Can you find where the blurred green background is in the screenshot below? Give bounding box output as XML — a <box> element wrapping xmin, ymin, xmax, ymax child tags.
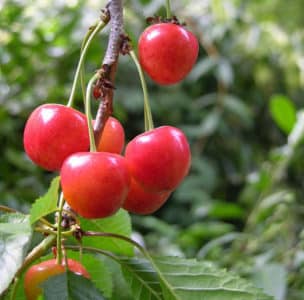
<box><xmin>1</xmin><ymin>1</ymin><xmax>304</xmax><ymax>299</ymax></box>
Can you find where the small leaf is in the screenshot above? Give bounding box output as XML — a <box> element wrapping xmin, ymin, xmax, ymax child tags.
<box><xmin>30</xmin><ymin>176</ymin><xmax>60</xmax><ymax>224</ymax></box>
<box><xmin>269</xmin><ymin>94</ymin><xmax>296</xmax><ymax>134</ymax></box>
<box><xmin>0</xmin><ymin>213</ymin><xmax>32</xmax><ymax>294</ymax></box>
<box><xmin>80</xmin><ymin>209</ymin><xmax>133</xmax><ymax>256</ymax></box>
<box><xmin>42</xmin><ymin>271</ymin><xmax>105</xmax><ymax>300</ymax></box>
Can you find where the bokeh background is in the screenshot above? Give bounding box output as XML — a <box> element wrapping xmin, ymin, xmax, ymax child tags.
<box><xmin>1</xmin><ymin>1</ymin><xmax>304</xmax><ymax>299</ymax></box>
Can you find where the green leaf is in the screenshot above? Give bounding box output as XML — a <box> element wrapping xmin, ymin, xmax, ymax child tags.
<box><xmin>0</xmin><ymin>213</ymin><xmax>32</xmax><ymax>294</ymax></box>
<box><xmin>152</xmin><ymin>256</ymin><xmax>273</xmax><ymax>300</ymax></box>
<box><xmin>67</xmin><ymin>251</ymin><xmax>113</xmax><ymax>298</ymax></box>
<box><xmin>269</xmin><ymin>95</ymin><xmax>296</xmax><ymax>134</ymax></box>
<box><xmin>30</xmin><ymin>176</ymin><xmax>60</xmax><ymax>224</ymax></box>
<box><xmin>42</xmin><ymin>271</ymin><xmax>105</xmax><ymax>300</ymax></box>
<box><xmin>80</xmin><ymin>209</ymin><xmax>133</xmax><ymax>256</ymax></box>
<box><xmin>120</xmin><ymin>257</ymin><xmax>163</xmax><ymax>300</ymax></box>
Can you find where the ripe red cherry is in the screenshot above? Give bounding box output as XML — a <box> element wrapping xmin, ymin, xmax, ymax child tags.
<box><xmin>23</xmin><ymin>104</ymin><xmax>89</xmax><ymax>171</ymax></box>
<box><xmin>60</xmin><ymin>152</ymin><xmax>130</xmax><ymax>219</ymax></box>
<box><xmin>138</xmin><ymin>23</ymin><xmax>199</xmax><ymax>85</ymax></box>
<box><xmin>24</xmin><ymin>258</ymin><xmax>89</xmax><ymax>300</ymax></box>
<box><xmin>96</xmin><ymin>117</ymin><xmax>125</xmax><ymax>154</ymax></box>
<box><xmin>123</xmin><ymin>178</ymin><xmax>171</xmax><ymax>214</ymax></box>
<box><xmin>125</xmin><ymin>126</ymin><xmax>191</xmax><ymax>192</ymax></box>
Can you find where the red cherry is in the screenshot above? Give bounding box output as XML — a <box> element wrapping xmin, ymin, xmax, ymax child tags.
<box><xmin>138</xmin><ymin>23</ymin><xmax>199</xmax><ymax>85</ymax></box>
<box><xmin>60</xmin><ymin>152</ymin><xmax>130</xmax><ymax>219</ymax></box>
<box><xmin>125</xmin><ymin>126</ymin><xmax>191</xmax><ymax>192</ymax></box>
<box><xmin>96</xmin><ymin>117</ymin><xmax>125</xmax><ymax>154</ymax></box>
<box><xmin>123</xmin><ymin>178</ymin><xmax>171</xmax><ymax>214</ymax></box>
<box><xmin>23</xmin><ymin>104</ymin><xmax>89</xmax><ymax>171</ymax></box>
<box><xmin>24</xmin><ymin>258</ymin><xmax>89</xmax><ymax>300</ymax></box>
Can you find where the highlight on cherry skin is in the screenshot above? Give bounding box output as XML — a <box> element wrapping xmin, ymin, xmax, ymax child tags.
<box><xmin>24</xmin><ymin>258</ymin><xmax>89</xmax><ymax>300</ymax></box>
<box><xmin>138</xmin><ymin>23</ymin><xmax>199</xmax><ymax>85</ymax></box>
<box><xmin>23</xmin><ymin>104</ymin><xmax>89</xmax><ymax>171</ymax></box>
<box><xmin>60</xmin><ymin>151</ymin><xmax>130</xmax><ymax>219</ymax></box>
<box><xmin>125</xmin><ymin>126</ymin><xmax>191</xmax><ymax>193</ymax></box>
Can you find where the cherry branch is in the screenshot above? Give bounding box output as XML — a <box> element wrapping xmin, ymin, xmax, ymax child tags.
<box><xmin>93</xmin><ymin>0</ymin><xmax>124</xmax><ymax>147</ymax></box>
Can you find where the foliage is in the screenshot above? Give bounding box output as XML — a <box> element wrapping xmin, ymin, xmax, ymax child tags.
<box><xmin>1</xmin><ymin>0</ymin><xmax>304</xmax><ymax>299</ymax></box>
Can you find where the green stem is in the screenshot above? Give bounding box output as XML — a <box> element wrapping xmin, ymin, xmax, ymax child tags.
<box><xmin>56</xmin><ymin>192</ymin><xmax>65</xmax><ymax>265</ymax></box>
<box><xmin>65</xmin><ymin>245</ymin><xmax>119</xmax><ymax>262</ymax></box>
<box><xmin>86</xmin><ymin>73</ymin><xmax>100</xmax><ymax>152</ymax></box>
<box><xmin>129</xmin><ymin>50</ymin><xmax>154</xmax><ymax>131</ymax></box>
<box><xmin>166</xmin><ymin>0</ymin><xmax>172</xmax><ymax>18</ymax></box>
<box><xmin>66</xmin><ymin>20</ymin><xmax>107</xmax><ymax>108</ymax></box>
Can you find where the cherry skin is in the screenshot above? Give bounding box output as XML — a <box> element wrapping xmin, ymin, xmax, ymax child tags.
<box><xmin>96</xmin><ymin>117</ymin><xmax>125</xmax><ymax>154</ymax></box>
<box><xmin>60</xmin><ymin>152</ymin><xmax>130</xmax><ymax>219</ymax></box>
<box><xmin>23</xmin><ymin>104</ymin><xmax>89</xmax><ymax>171</ymax></box>
<box><xmin>123</xmin><ymin>178</ymin><xmax>171</xmax><ymax>214</ymax></box>
<box><xmin>138</xmin><ymin>23</ymin><xmax>199</xmax><ymax>85</ymax></box>
<box><xmin>24</xmin><ymin>258</ymin><xmax>89</xmax><ymax>300</ymax></box>
<box><xmin>125</xmin><ymin>126</ymin><xmax>191</xmax><ymax>192</ymax></box>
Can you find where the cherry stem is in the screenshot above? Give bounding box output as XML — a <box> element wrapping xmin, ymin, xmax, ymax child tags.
<box><xmin>66</xmin><ymin>20</ymin><xmax>108</xmax><ymax>108</ymax></box>
<box><xmin>56</xmin><ymin>192</ymin><xmax>65</xmax><ymax>265</ymax></box>
<box><xmin>65</xmin><ymin>245</ymin><xmax>119</xmax><ymax>262</ymax></box>
<box><xmin>129</xmin><ymin>50</ymin><xmax>154</xmax><ymax>131</ymax></box>
<box><xmin>86</xmin><ymin>73</ymin><xmax>100</xmax><ymax>152</ymax></box>
<box><xmin>166</xmin><ymin>0</ymin><xmax>172</xmax><ymax>19</ymax></box>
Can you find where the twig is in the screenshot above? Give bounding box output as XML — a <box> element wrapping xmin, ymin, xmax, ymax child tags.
<box><xmin>94</xmin><ymin>0</ymin><xmax>124</xmax><ymax>146</ymax></box>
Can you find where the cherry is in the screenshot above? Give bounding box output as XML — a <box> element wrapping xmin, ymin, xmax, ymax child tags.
<box><xmin>138</xmin><ymin>23</ymin><xmax>199</xmax><ymax>85</ymax></box>
<box><xmin>123</xmin><ymin>178</ymin><xmax>171</xmax><ymax>214</ymax></box>
<box><xmin>96</xmin><ymin>116</ymin><xmax>125</xmax><ymax>154</ymax></box>
<box><xmin>125</xmin><ymin>126</ymin><xmax>191</xmax><ymax>192</ymax></box>
<box><xmin>23</xmin><ymin>104</ymin><xmax>89</xmax><ymax>171</ymax></box>
<box><xmin>24</xmin><ymin>258</ymin><xmax>89</xmax><ymax>300</ymax></box>
<box><xmin>60</xmin><ymin>152</ymin><xmax>130</xmax><ymax>219</ymax></box>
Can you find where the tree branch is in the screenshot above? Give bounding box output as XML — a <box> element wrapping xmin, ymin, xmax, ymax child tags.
<box><xmin>93</xmin><ymin>0</ymin><xmax>124</xmax><ymax>146</ymax></box>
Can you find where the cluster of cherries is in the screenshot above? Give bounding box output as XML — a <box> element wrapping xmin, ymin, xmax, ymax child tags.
<box><xmin>23</xmin><ymin>103</ymin><xmax>191</xmax><ymax>218</ymax></box>
<box><xmin>23</xmin><ymin>21</ymin><xmax>198</xmax><ymax>220</ymax></box>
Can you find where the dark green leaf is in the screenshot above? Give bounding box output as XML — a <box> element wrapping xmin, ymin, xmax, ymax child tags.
<box><xmin>42</xmin><ymin>271</ymin><xmax>105</xmax><ymax>300</ymax></box>
<box><xmin>67</xmin><ymin>251</ymin><xmax>113</xmax><ymax>298</ymax></box>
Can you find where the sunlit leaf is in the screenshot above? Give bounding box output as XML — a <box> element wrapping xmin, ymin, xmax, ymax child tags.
<box><xmin>0</xmin><ymin>213</ymin><xmax>32</xmax><ymax>294</ymax></box>
<box><xmin>30</xmin><ymin>176</ymin><xmax>60</xmax><ymax>224</ymax></box>
<box><xmin>269</xmin><ymin>95</ymin><xmax>296</xmax><ymax>134</ymax></box>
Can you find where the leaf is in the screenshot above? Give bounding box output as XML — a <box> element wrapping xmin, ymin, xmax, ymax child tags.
<box><xmin>30</xmin><ymin>176</ymin><xmax>60</xmax><ymax>224</ymax></box>
<box><xmin>80</xmin><ymin>209</ymin><xmax>133</xmax><ymax>256</ymax></box>
<box><xmin>120</xmin><ymin>257</ymin><xmax>163</xmax><ymax>300</ymax></box>
<box><xmin>42</xmin><ymin>271</ymin><xmax>105</xmax><ymax>300</ymax></box>
<box><xmin>152</xmin><ymin>256</ymin><xmax>273</xmax><ymax>300</ymax></box>
<box><xmin>253</xmin><ymin>264</ymin><xmax>287</xmax><ymax>300</ymax></box>
<box><xmin>0</xmin><ymin>213</ymin><xmax>32</xmax><ymax>294</ymax></box>
<box><xmin>269</xmin><ymin>94</ymin><xmax>296</xmax><ymax>134</ymax></box>
<box><xmin>67</xmin><ymin>251</ymin><xmax>113</xmax><ymax>298</ymax></box>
